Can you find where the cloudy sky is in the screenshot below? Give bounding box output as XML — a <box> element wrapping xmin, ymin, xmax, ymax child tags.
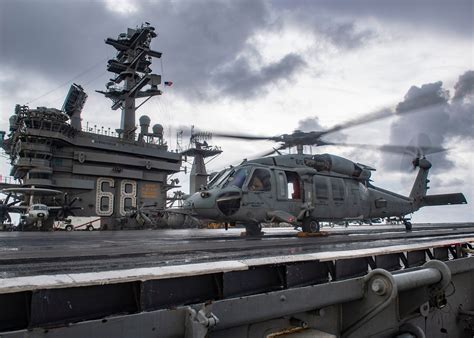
<box><xmin>1</xmin><ymin>0</ymin><xmax>472</xmax><ymax>222</ymax></box>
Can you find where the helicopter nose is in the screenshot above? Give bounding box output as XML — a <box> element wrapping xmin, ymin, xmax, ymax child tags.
<box><xmin>183</xmin><ymin>191</ymin><xmax>221</xmax><ymax>219</ymax></box>
<box><xmin>216</xmin><ymin>190</ymin><xmax>241</xmax><ymax>216</ymax></box>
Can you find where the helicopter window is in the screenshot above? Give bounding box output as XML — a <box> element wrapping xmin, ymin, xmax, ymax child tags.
<box><xmin>277</xmin><ymin>172</ymin><xmax>287</xmax><ymax>199</ymax></box>
<box><xmin>248</xmin><ymin>169</ymin><xmax>271</xmax><ymax>191</ymax></box>
<box><xmin>285</xmin><ymin>171</ymin><xmax>301</xmax><ymax>199</ymax></box>
<box><xmin>331</xmin><ymin>178</ymin><xmax>346</xmax><ymax>201</ymax></box>
<box><xmin>210</xmin><ymin>169</ymin><xmax>233</xmax><ymax>188</ymax></box>
<box><xmin>208</xmin><ymin>170</ymin><xmax>226</xmax><ymax>187</ymax></box>
<box><xmin>315</xmin><ymin>176</ymin><xmax>329</xmax><ymax>200</ymax></box>
<box><xmin>230</xmin><ymin>168</ymin><xmax>248</xmax><ymax>188</ymax></box>
<box><xmin>223</xmin><ymin>168</ymin><xmax>248</xmax><ymax>188</ymax></box>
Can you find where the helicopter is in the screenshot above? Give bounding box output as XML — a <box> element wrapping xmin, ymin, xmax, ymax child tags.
<box><xmin>170</xmin><ymin>106</ymin><xmax>468</xmax><ymax>235</ymax></box>
<box><xmin>0</xmin><ymin>187</ymin><xmax>82</xmax><ymax>230</ymax></box>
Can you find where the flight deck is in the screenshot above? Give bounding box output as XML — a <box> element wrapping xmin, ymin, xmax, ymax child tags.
<box><xmin>0</xmin><ymin>223</ymin><xmax>472</xmax><ymax>278</ymax></box>
<box><xmin>1</xmin><ymin>223</ymin><xmax>473</xmax><ymax>337</ymax></box>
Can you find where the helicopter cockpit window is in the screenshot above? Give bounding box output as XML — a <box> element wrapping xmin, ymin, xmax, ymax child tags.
<box><xmin>285</xmin><ymin>171</ymin><xmax>301</xmax><ymax>199</ymax></box>
<box><xmin>248</xmin><ymin>169</ymin><xmax>271</xmax><ymax>191</ymax></box>
<box><xmin>208</xmin><ymin>168</ymin><xmax>232</xmax><ymax>188</ymax></box>
<box><xmin>208</xmin><ymin>170</ymin><xmax>225</xmax><ymax>187</ymax></box>
<box><xmin>223</xmin><ymin>168</ymin><xmax>249</xmax><ymax>188</ymax></box>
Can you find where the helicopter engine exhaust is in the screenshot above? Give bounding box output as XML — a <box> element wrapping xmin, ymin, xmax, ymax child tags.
<box><xmin>304</xmin><ymin>154</ymin><xmax>372</xmax><ymax>180</ymax></box>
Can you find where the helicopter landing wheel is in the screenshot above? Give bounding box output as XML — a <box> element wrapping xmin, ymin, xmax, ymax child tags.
<box><xmin>244</xmin><ymin>224</ymin><xmax>264</xmax><ymax>236</ymax></box>
<box><xmin>403</xmin><ymin>220</ymin><xmax>412</xmax><ymax>232</ymax></box>
<box><xmin>302</xmin><ymin>218</ymin><xmax>320</xmax><ymax>233</ymax></box>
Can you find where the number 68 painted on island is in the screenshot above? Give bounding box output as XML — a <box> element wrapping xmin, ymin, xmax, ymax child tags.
<box><xmin>96</xmin><ymin>178</ymin><xmax>137</xmax><ymax>216</ymax></box>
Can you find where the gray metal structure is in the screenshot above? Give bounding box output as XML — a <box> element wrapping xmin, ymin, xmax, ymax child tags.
<box><xmin>0</xmin><ymin>24</ymin><xmax>181</xmax><ymax>229</ymax></box>
<box><xmin>182</xmin><ymin>128</ymin><xmax>222</xmax><ymax>195</ymax></box>
<box><xmin>0</xmin><ymin>224</ymin><xmax>473</xmax><ymax>337</ymax></box>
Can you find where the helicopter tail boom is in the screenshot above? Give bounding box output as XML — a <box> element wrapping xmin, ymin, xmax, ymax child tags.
<box><xmin>409</xmin><ymin>158</ymin><xmax>431</xmax><ymax>204</ymax></box>
<box><xmin>409</xmin><ymin>158</ymin><xmax>467</xmax><ymax>208</ymax></box>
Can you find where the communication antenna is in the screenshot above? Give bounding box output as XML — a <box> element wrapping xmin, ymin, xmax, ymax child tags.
<box><xmin>97</xmin><ymin>24</ymin><xmax>163</xmax><ymax>140</ymax></box>
<box><xmin>181</xmin><ymin>126</ymin><xmax>222</xmax><ymax>194</ymax></box>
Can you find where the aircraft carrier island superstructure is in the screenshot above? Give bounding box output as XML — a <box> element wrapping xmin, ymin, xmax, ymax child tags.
<box><xmin>0</xmin><ymin>24</ymin><xmax>181</xmax><ymax>229</ymax></box>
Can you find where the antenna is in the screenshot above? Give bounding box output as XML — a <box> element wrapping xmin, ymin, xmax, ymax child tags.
<box><xmin>181</xmin><ymin>127</ymin><xmax>222</xmax><ymax>194</ymax></box>
<box><xmin>97</xmin><ymin>24</ymin><xmax>163</xmax><ymax>140</ymax></box>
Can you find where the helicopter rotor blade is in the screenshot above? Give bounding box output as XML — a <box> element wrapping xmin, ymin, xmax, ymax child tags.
<box><xmin>320</xmin><ymin>141</ymin><xmax>449</xmax><ymax>156</ymax></box>
<box><xmin>255</xmin><ymin>144</ymin><xmax>288</xmax><ymax>158</ymax></box>
<box><xmin>317</xmin><ymin>102</ymin><xmax>447</xmax><ymax>139</ymax></box>
<box><xmin>317</xmin><ymin>108</ymin><xmax>394</xmax><ymax>138</ymax></box>
<box><xmin>207</xmin><ymin>131</ymin><xmax>273</xmax><ymax>141</ymax></box>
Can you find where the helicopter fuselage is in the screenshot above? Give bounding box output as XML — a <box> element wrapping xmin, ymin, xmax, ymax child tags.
<box><xmin>180</xmin><ymin>154</ymin><xmax>466</xmax><ymax>231</ymax></box>
<box><xmin>184</xmin><ymin>166</ymin><xmax>413</xmax><ymax>224</ymax></box>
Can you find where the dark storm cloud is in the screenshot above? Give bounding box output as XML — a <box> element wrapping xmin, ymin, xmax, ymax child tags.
<box><xmin>0</xmin><ymin>0</ymin><xmax>379</xmax><ymax>103</ymax></box>
<box><xmin>453</xmin><ymin>70</ymin><xmax>474</xmax><ymax>101</ymax></box>
<box><xmin>283</xmin><ymin>10</ymin><xmax>375</xmax><ymax>50</ymax></box>
<box><xmin>0</xmin><ymin>0</ymin><xmax>121</xmax><ymax>78</ymax></box>
<box><xmin>384</xmin><ymin>81</ymin><xmax>452</xmax><ymax>171</ymax></box>
<box><xmin>297</xmin><ymin>116</ymin><xmax>324</xmax><ymax>131</ymax></box>
<box><xmin>274</xmin><ymin>0</ymin><xmax>473</xmax><ymax>38</ymax></box>
<box><xmin>150</xmin><ymin>0</ymin><xmax>273</xmax><ymax>100</ymax></box>
<box><xmin>382</xmin><ymin>70</ymin><xmax>474</xmax><ymax>172</ymax></box>
<box><xmin>296</xmin><ymin>116</ymin><xmax>347</xmax><ymax>143</ymax></box>
<box><xmin>317</xmin><ymin>21</ymin><xmax>374</xmax><ymax>50</ymax></box>
<box><xmin>212</xmin><ymin>53</ymin><xmax>306</xmax><ymax>99</ymax></box>
<box><xmin>0</xmin><ymin>0</ymin><xmax>273</xmax><ymax>100</ymax></box>
<box><xmin>0</xmin><ymin>0</ymin><xmax>284</xmax><ymax>102</ymax></box>
<box><xmin>449</xmin><ymin>70</ymin><xmax>474</xmax><ymax>138</ymax></box>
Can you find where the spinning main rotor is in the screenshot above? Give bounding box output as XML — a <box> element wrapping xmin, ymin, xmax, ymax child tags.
<box><xmin>197</xmin><ymin>102</ymin><xmax>447</xmax><ymax>158</ymax></box>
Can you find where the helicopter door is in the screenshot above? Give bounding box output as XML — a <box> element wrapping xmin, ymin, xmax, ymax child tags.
<box><xmin>241</xmin><ymin>168</ymin><xmax>274</xmax><ymax>220</ymax></box>
<box><xmin>329</xmin><ymin>177</ymin><xmax>346</xmax><ymax>218</ymax></box>
<box><xmin>274</xmin><ymin>170</ymin><xmax>302</xmax><ymax>216</ymax></box>
<box><xmin>314</xmin><ymin>176</ymin><xmax>330</xmax><ymax>219</ymax></box>
<box><xmin>349</xmin><ymin>181</ymin><xmax>362</xmax><ymax>218</ymax></box>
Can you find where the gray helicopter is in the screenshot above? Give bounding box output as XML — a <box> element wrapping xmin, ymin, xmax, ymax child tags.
<box><xmin>172</xmin><ymin>108</ymin><xmax>467</xmax><ymax>235</ymax></box>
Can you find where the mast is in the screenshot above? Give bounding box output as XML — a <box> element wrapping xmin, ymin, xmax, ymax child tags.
<box><xmin>97</xmin><ymin>23</ymin><xmax>163</xmax><ymax>140</ymax></box>
<box><xmin>182</xmin><ymin>128</ymin><xmax>222</xmax><ymax>194</ymax></box>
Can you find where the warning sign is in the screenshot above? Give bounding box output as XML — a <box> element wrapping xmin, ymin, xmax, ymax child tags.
<box><xmin>141</xmin><ymin>183</ymin><xmax>159</xmax><ymax>199</ymax></box>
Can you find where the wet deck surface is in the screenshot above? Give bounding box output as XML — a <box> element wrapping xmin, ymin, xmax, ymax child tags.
<box><xmin>0</xmin><ymin>223</ymin><xmax>473</xmax><ymax>277</ymax></box>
